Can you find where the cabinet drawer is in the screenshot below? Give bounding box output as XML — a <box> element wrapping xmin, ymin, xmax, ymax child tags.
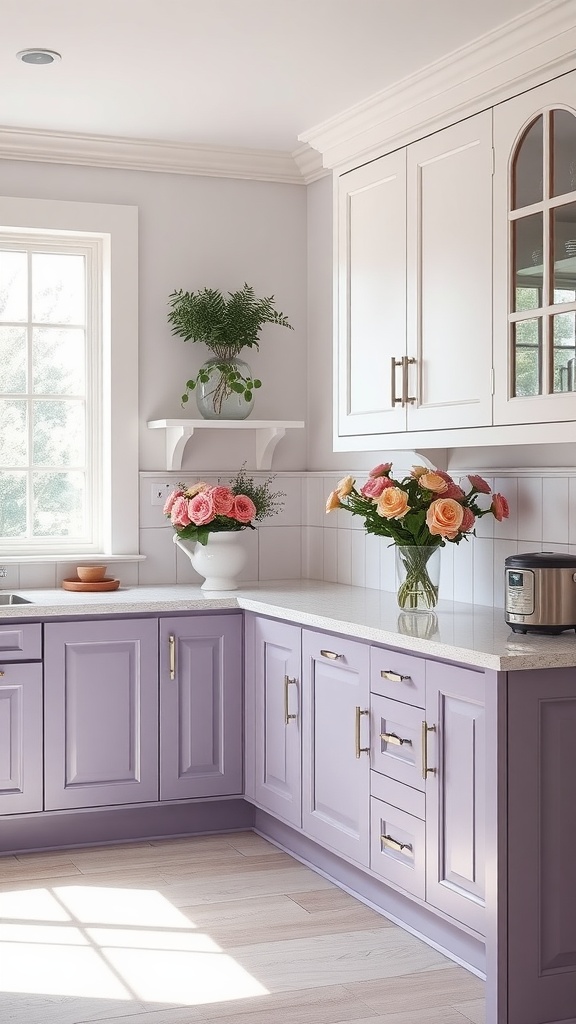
<box><xmin>371</xmin><ymin>693</ymin><xmax>424</xmax><ymax>792</ymax></box>
<box><xmin>370</xmin><ymin>647</ymin><xmax>425</xmax><ymax>707</ymax></box>
<box><xmin>370</xmin><ymin>796</ymin><xmax>425</xmax><ymax>899</ymax></box>
<box><xmin>0</xmin><ymin>623</ymin><xmax>41</xmax><ymax>661</ymax></box>
<box><xmin>371</xmin><ymin>770</ymin><xmax>425</xmax><ymax>820</ymax></box>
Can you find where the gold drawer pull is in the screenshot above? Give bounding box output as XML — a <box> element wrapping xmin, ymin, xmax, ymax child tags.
<box><xmin>284</xmin><ymin>675</ymin><xmax>298</xmax><ymax>726</ymax></box>
<box><xmin>320</xmin><ymin>649</ymin><xmax>343</xmax><ymax>660</ymax></box>
<box><xmin>380</xmin><ymin>670</ymin><xmax>410</xmax><ymax>683</ymax></box>
<box><xmin>381</xmin><ymin>834</ymin><xmax>413</xmax><ymax>854</ymax></box>
<box><xmin>421</xmin><ymin>720</ymin><xmax>436</xmax><ymax>779</ymax></box>
<box><xmin>380</xmin><ymin>731</ymin><xmax>412</xmax><ymax>747</ymax></box>
<box><xmin>355</xmin><ymin>706</ymin><xmax>370</xmax><ymax>758</ymax></box>
<box><xmin>0</xmin><ymin>670</ymin><xmax>4</xmax><ymax>677</ymax></box>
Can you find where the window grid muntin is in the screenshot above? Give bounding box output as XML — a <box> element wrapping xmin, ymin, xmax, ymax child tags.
<box><xmin>0</xmin><ymin>233</ymin><xmax>102</xmax><ymax>551</ymax></box>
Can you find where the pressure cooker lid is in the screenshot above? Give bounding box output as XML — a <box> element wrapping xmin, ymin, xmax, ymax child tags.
<box><xmin>505</xmin><ymin>551</ymin><xmax>576</xmax><ymax>569</ymax></box>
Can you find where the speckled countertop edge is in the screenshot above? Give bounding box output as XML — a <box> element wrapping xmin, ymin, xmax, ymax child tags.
<box><xmin>1</xmin><ymin>579</ymin><xmax>575</xmax><ymax>672</ymax></box>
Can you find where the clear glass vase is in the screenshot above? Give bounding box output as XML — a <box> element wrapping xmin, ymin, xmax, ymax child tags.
<box><xmin>395</xmin><ymin>545</ymin><xmax>441</xmax><ymax>611</ymax></box>
<box><xmin>195</xmin><ymin>356</ymin><xmax>255</xmax><ymax>420</ymax></box>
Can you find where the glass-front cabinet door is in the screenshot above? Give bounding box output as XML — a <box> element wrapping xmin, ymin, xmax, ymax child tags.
<box><xmin>494</xmin><ymin>72</ymin><xmax>576</xmax><ymax>424</ymax></box>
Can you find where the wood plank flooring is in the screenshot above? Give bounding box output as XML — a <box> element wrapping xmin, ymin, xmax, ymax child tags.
<box><xmin>0</xmin><ymin>832</ymin><xmax>485</xmax><ymax>1024</ymax></box>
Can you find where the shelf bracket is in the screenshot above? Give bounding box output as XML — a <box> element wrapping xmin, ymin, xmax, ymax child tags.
<box><xmin>255</xmin><ymin>427</ymin><xmax>286</xmax><ymax>470</ymax></box>
<box><xmin>161</xmin><ymin>424</ymin><xmax>196</xmax><ymax>471</ymax></box>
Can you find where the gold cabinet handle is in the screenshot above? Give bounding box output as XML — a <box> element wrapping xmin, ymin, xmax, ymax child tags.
<box><xmin>381</xmin><ymin>834</ymin><xmax>413</xmax><ymax>854</ymax></box>
<box><xmin>355</xmin><ymin>706</ymin><xmax>370</xmax><ymax>758</ymax></box>
<box><xmin>284</xmin><ymin>675</ymin><xmax>298</xmax><ymax>726</ymax></box>
<box><xmin>421</xmin><ymin>720</ymin><xmax>436</xmax><ymax>779</ymax></box>
<box><xmin>320</xmin><ymin>649</ymin><xmax>343</xmax><ymax>660</ymax></box>
<box><xmin>380</xmin><ymin>669</ymin><xmax>410</xmax><ymax>683</ymax></box>
<box><xmin>380</xmin><ymin>731</ymin><xmax>412</xmax><ymax>747</ymax></box>
<box><xmin>402</xmin><ymin>355</ymin><xmax>417</xmax><ymax>405</ymax></box>
<box><xmin>0</xmin><ymin>670</ymin><xmax>4</xmax><ymax>677</ymax></box>
<box><xmin>391</xmin><ymin>356</ymin><xmax>403</xmax><ymax>406</ymax></box>
<box><xmin>168</xmin><ymin>634</ymin><xmax>175</xmax><ymax>680</ymax></box>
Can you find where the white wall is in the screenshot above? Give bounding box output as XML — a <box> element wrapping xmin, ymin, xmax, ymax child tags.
<box><xmin>0</xmin><ymin>158</ymin><xmax>308</xmax><ymax>472</ymax></box>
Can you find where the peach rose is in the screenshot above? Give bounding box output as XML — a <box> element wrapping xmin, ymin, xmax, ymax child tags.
<box><xmin>188</xmin><ymin>491</ymin><xmax>216</xmax><ymax>526</ymax></box>
<box><xmin>376</xmin><ymin>486</ymin><xmax>410</xmax><ymax>520</ymax></box>
<box><xmin>336</xmin><ymin>475</ymin><xmax>355</xmax><ymax>498</ymax></box>
<box><xmin>325</xmin><ymin>490</ymin><xmax>341</xmax><ymax>513</ymax></box>
<box><xmin>170</xmin><ymin>495</ymin><xmax>192</xmax><ymax>528</ymax></box>
<box><xmin>184</xmin><ymin>481</ymin><xmax>209</xmax><ymax>498</ymax></box>
<box><xmin>491</xmin><ymin>493</ymin><xmax>510</xmax><ymax>521</ymax></box>
<box><xmin>410</xmin><ymin>465</ymin><xmax>429</xmax><ymax>480</ymax></box>
<box><xmin>426</xmin><ymin>498</ymin><xmax>464</xmax><ymax>539</ymax></box>
<box><xmin>369</xmin><ymin>463</ymin><xmax>392</xmax><ymax>478</ymax></box>
<box><xmin>360</xmin><ymin>476</ymin><xmax>392</xmax><ymax>500</ymax></box>
<box><xmin>419</xmin><ymin>472</ymin><xmax>449</xmax><ymax>494</ymax></box>
<box><xmin>233</xmin><ymin>494</ymin><xmax>257</xmax><ymax>524</ymax></box>
<box><xmin>210</xmin><ymin>486</ymin><xmax>235</xmax><ymax>515</ymax></box>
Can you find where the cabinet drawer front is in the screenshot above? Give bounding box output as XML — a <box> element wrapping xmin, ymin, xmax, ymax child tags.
<box><xmin>370</xmin><ymin>797</ymin><xmax>425</xmax><ymax>899</ymax></box>
<box><xmin>0</xmin><ymin>623</ymin><xmax>41</xmax><ymax>661</ymax></box>
<box><xmin>371</xmin><ymin>693</ymin><xmax>424</xmax><ymax>792</ymax></box>
<box><xmin>370</xmin><ymin>647</ymin><xmax>425</xmax><ymax>707</ymax></box>
<box><xmin>371</xmin><ymin>770</ymin><xmax>425</xmax><ymax>820</ymax></box>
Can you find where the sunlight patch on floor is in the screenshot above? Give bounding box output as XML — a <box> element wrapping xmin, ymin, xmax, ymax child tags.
<box><xmin>0</xmin><ymin>884</ymin><xmax>269</xmax><ymax>1005</ymax></box>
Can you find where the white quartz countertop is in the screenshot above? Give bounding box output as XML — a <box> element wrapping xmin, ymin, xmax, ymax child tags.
<box><xmin>1</xmin><ymin>579</ymin><xmax>575</xmax><ymax>671</ymax></box>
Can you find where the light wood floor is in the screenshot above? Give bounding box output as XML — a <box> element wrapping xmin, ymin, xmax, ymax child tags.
<box><xmin>0</xmin><ymin>832</ymin><xmax>485</xmax><ymax>1024</ymax></box>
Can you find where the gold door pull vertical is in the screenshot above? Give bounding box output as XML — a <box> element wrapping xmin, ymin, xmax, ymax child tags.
<box><xmin>168</xmin><ymin>634</ymin><xmax>175</xmax><ymax>680</ymax></box>
<box><xmin>391</xmin><ymin>356</ymin><xmax>403</xmax><ymax>406</ymax></box>
<box><xmin>355</xmin><ymin>706</ymin><xmax>370</xmax><ymax>758</ymax></box>
<box><xmin>402</xmin><ymin>355</ymin><xmax>417</xmax><ymax>405</ymax></box>
<box><xmin>421</xmin><ymin>720</ymin><xmax>436</xmax><ymax>779</ymax></box>
<box><xmin>284</xmin><ymin>675</ymin><xmax>298</xmax><ymax>726</ymax></box>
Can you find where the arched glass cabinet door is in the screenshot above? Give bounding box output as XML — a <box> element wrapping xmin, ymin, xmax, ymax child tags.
<box><xmin>509</xmin><ymin>107</ymin><xmax>576</xmax><ymax>398</ymax></box>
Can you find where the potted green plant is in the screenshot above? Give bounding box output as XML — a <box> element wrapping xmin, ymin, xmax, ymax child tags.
<box><xmin>168</xmin><ymin>283</ymin><xmax>293</xmax><ymax>419</ymax></box>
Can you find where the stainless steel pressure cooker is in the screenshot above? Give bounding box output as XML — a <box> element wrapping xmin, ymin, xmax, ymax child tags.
<box><xmin>505</xmin><ymin>551</ymin><xmax>576</xmax><ymax>634</ymax></box>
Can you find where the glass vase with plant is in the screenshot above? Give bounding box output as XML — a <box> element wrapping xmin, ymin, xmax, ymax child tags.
<box><xmin>326</xmin><ymin>463</ymin><xmax>509</xmax><ymax>610</ymax></box>
<box><xmin>167</xmin><ymin>283</ymin><xmax>293</xmax><ymax>418</ymax></box>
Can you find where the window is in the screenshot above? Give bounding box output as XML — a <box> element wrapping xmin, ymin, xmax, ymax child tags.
<box><xmin>0</xmin><ymin>197</ymin><xmax>138</xmax><ymax>558</ymax></box>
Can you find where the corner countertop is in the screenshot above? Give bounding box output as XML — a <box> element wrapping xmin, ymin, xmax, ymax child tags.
<box><xmin>1</xmin><ymin>579</ymin><xmax>574</xmax><ymax>672</ymax></box>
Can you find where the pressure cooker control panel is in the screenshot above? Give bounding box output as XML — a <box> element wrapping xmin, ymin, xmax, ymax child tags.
<box><xmin>505</xmin><ymin>567</ymin><xmax>535</xmax><ymax>615</ymax></box>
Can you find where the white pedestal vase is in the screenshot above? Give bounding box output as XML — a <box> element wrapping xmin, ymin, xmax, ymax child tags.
<box><xmin>173</xmin><ymin>532</ymin><xmax>248</xmax><ymax>591</ymax></box>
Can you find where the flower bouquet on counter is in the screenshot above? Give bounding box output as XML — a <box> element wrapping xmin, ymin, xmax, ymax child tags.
<box><xmin>326</xmin><ymin>463</ymin><xmax>509</xmax><ymax>610</ymax></box>
<box><xmin>163</xmin><ymin>464</ymin><xmax>285</xmax><ymax>545</ymax></box>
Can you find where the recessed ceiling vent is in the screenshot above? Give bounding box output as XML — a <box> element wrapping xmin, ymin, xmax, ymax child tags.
<box><xmin>16</xmin><ymin>49</ymin><xmax>61</xmax><ymax>65</ymax></box>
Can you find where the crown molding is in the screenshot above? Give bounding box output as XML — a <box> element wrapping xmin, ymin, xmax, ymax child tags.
<box><xmin>0</xmin><ymin>126</ymin><xmax>311</xmax><ymax>184</ymax></box>
<box><xmin>291</xmin><ymin>143</ymin><xmax>329</xmax><ymax>184</ymax></box>
<box><xmin>299</xmin><ymin>0</ymin><xmax>576</xmax><ymax>170</ymax></box>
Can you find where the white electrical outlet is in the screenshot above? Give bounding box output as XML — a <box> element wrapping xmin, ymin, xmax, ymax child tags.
<box><xmin>151</xmin><ymin>481</ymin><xmax>175</xmax><ymax>507</ymax></box>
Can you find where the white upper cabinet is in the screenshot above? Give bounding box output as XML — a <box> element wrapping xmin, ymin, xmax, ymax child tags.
<box><xmin>335</xmin><ymin>111</ymin><xmax>493</xmax><ymax>448</ymax></box>
<box><xmin>493</xmin><ymin>71</ymin><xmax>576</xmax><ymax>425</ymax></box>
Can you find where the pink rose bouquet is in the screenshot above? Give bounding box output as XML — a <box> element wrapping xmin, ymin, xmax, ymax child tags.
<box><xmin>164</xmin><ymin>464</ymin><xmax>284</xmax><ymax>545</ymax></box>
<box><xmin>326</xmin><ymin>462</ymin><xmax>509</xmax><ymax>608</ymax></box>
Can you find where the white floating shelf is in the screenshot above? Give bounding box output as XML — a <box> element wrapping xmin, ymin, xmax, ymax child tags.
<box><xmin>148</xmin><ymin>418</ymin><xmax>305</xmax><ymax>471</ymax></box>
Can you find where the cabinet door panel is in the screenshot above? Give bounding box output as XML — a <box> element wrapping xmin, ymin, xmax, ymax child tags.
<box><xmin>406</xmin><ymin>110</ymin><xmax>493</xmax><ymax>430</ymax></box>
<box><xmin>253</xmin><ymin>617</ymin><xmax>301</xmax><ymax>827</ymax></box>
<box><xmin>336</xmin><ymin>150</ymin><xmax>407</xmax><ymax>438</ymax></box>
<box><xmin>44</xmin><ymin>619</ymin><xmax>158</xmax><ymax>809</ymax></box>
<box><xmin>302</xmin><ymin>631</ymin><xmax>370</xmax><ymax>865</ymax></box>
<box><xmin>425</xmin><ymin>660</ymin><xmax>485</xmax><ymax>934</ymax></box>
<box><xmin>0</xmin><ymin>663</ymin><xmax>42</xmax><ymax>814</ymax></box>
<box><xmin>160</xmin><ymin>615</ymin><xmax>242</xmax><ymax>800</ymax></box>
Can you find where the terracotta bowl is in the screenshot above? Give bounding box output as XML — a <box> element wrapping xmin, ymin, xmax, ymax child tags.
<box><xmin>76</xmin><ymin>565</ymin><xmax>107</xmax><ymax>583</ymax></box>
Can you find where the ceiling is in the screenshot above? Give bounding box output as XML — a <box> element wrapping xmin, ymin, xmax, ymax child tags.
<box><xmin>0</xmin><ymin>0</ymin><xmax>556</xmax><ymax>154</ymax></box>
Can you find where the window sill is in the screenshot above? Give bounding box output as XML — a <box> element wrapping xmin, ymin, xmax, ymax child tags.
<box><xmin>0</xmin><ymin>554</ymin><xmax>146</xmax><ymax>565</ymax></box>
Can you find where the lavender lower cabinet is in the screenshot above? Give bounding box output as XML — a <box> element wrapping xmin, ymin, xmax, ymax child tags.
<box><xmin>302</xmin><ymin>629</ymin><xmax>370</xmax><ymax>865</ymax></box>
<box><xmin>159</xmin><ymin>614</ymin><xmax>242</xmax><ymax>800</ymax></box>
<box><xmin>425</xmin><ymin>660</ymin><xmax>486</xmax><ymax>935</ymax></box>
<box><xmin>0</xmin><ymin>662</ymin><xmax>43</xmax><ymax>814</ymax></box>
<box><xmin>44</xmin><ymin>619</ymin><xmax>159</xmax><ymax>810</ymax></box>
<box><xmin>248</xmin><ymin>615</ymin><xmax>302</xmax><ymax>827</ymax></box>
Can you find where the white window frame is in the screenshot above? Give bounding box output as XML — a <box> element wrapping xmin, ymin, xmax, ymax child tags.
<box><xmin>0</xmin><ymin>196</ymin><xmax>138</xmax><ymax>558</ymax></box>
